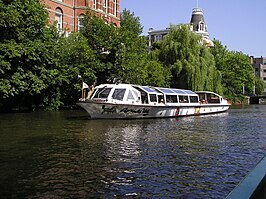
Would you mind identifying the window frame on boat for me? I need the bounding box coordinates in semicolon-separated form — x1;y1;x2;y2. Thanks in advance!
178;95;189;103
111;88;126;101
189;95;199;103
196;91;222;104
93;87;112;99
133;85;161;104
165;95;178;103
92;84;142;104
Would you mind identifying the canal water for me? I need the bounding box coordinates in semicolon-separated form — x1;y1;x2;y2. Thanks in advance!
0;105;265;198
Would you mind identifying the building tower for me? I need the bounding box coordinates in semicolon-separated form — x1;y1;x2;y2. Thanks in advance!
148;7;214;48
190;7;213;47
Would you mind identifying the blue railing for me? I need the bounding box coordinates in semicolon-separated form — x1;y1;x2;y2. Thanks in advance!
226;156;266;199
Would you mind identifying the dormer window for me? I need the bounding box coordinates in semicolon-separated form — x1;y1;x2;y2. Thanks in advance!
199;22;204;31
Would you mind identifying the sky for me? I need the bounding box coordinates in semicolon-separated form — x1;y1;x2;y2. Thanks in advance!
120;0;266;57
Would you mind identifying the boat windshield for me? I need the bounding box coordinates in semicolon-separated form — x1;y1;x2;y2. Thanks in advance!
94;87;112;99
112;89;126;101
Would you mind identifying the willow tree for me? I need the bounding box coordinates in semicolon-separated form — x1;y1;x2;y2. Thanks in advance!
158;25;222;93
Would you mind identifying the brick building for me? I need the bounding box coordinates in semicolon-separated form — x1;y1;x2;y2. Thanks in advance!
42;0;120;34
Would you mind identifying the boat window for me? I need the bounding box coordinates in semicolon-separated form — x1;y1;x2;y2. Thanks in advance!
132;86;148;104
149;94;157;102
95;87;112;98
179;95;189;103
141;93;148;104
158;95;164;104
207;93;220;103
166;95;178;103
198;93;205;102
112;89;126;101
133;90;139;99
127;90;135;101
189;96;199;103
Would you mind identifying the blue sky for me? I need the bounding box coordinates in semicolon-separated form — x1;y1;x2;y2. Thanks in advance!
120;0;266;57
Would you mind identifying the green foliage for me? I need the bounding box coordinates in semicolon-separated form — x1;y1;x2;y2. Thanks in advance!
80;9;169;87
210;40;255;100
116;10;169;86
255;77;264;95
0;1;258;110
0;0;60;110
158;25;222;93
0;0;51;42
81;10;122;83
57;33;99;105
120;9;143;36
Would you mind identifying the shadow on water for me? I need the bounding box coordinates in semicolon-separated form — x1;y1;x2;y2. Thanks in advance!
0;106;265;198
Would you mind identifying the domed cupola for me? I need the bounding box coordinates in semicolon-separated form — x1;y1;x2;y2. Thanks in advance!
190;7;214;47
190;8;209;38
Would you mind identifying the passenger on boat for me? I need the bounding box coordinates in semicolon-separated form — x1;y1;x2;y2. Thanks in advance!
200;99;208;104
86;81;97;99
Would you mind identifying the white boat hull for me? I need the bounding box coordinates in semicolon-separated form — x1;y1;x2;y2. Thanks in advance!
77;101;230;119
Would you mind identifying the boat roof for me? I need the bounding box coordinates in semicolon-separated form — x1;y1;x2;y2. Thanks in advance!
156;88;196;95
95;84;197;95
195;91;223;97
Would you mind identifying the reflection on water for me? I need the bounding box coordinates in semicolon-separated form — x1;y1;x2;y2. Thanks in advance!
0;105;266;198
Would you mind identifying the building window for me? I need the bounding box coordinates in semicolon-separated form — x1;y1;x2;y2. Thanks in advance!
78;15;85;31
93;0;97;9
199;22;204;31
103;0;108;13
55;8;63;31
113;0;116;16
154;35;162;42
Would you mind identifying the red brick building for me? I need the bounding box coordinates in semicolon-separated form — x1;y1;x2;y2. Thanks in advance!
42;0;120;33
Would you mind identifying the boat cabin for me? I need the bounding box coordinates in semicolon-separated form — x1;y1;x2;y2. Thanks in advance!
196;91;222;104
89;84;200;106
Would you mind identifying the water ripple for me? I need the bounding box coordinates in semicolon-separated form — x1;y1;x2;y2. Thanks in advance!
0;106;265;198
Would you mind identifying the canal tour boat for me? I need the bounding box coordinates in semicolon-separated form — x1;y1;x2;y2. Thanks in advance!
77;83;230;119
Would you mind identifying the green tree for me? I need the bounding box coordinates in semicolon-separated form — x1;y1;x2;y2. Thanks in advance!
255;77;264;95
57;33;99;105
81;10;121;83
80;9;169;87
116;9;169;86
159;25;222;93
210;40;255;99
0;0;61;110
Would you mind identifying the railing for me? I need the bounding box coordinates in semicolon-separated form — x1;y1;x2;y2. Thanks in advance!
226;156;266;199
